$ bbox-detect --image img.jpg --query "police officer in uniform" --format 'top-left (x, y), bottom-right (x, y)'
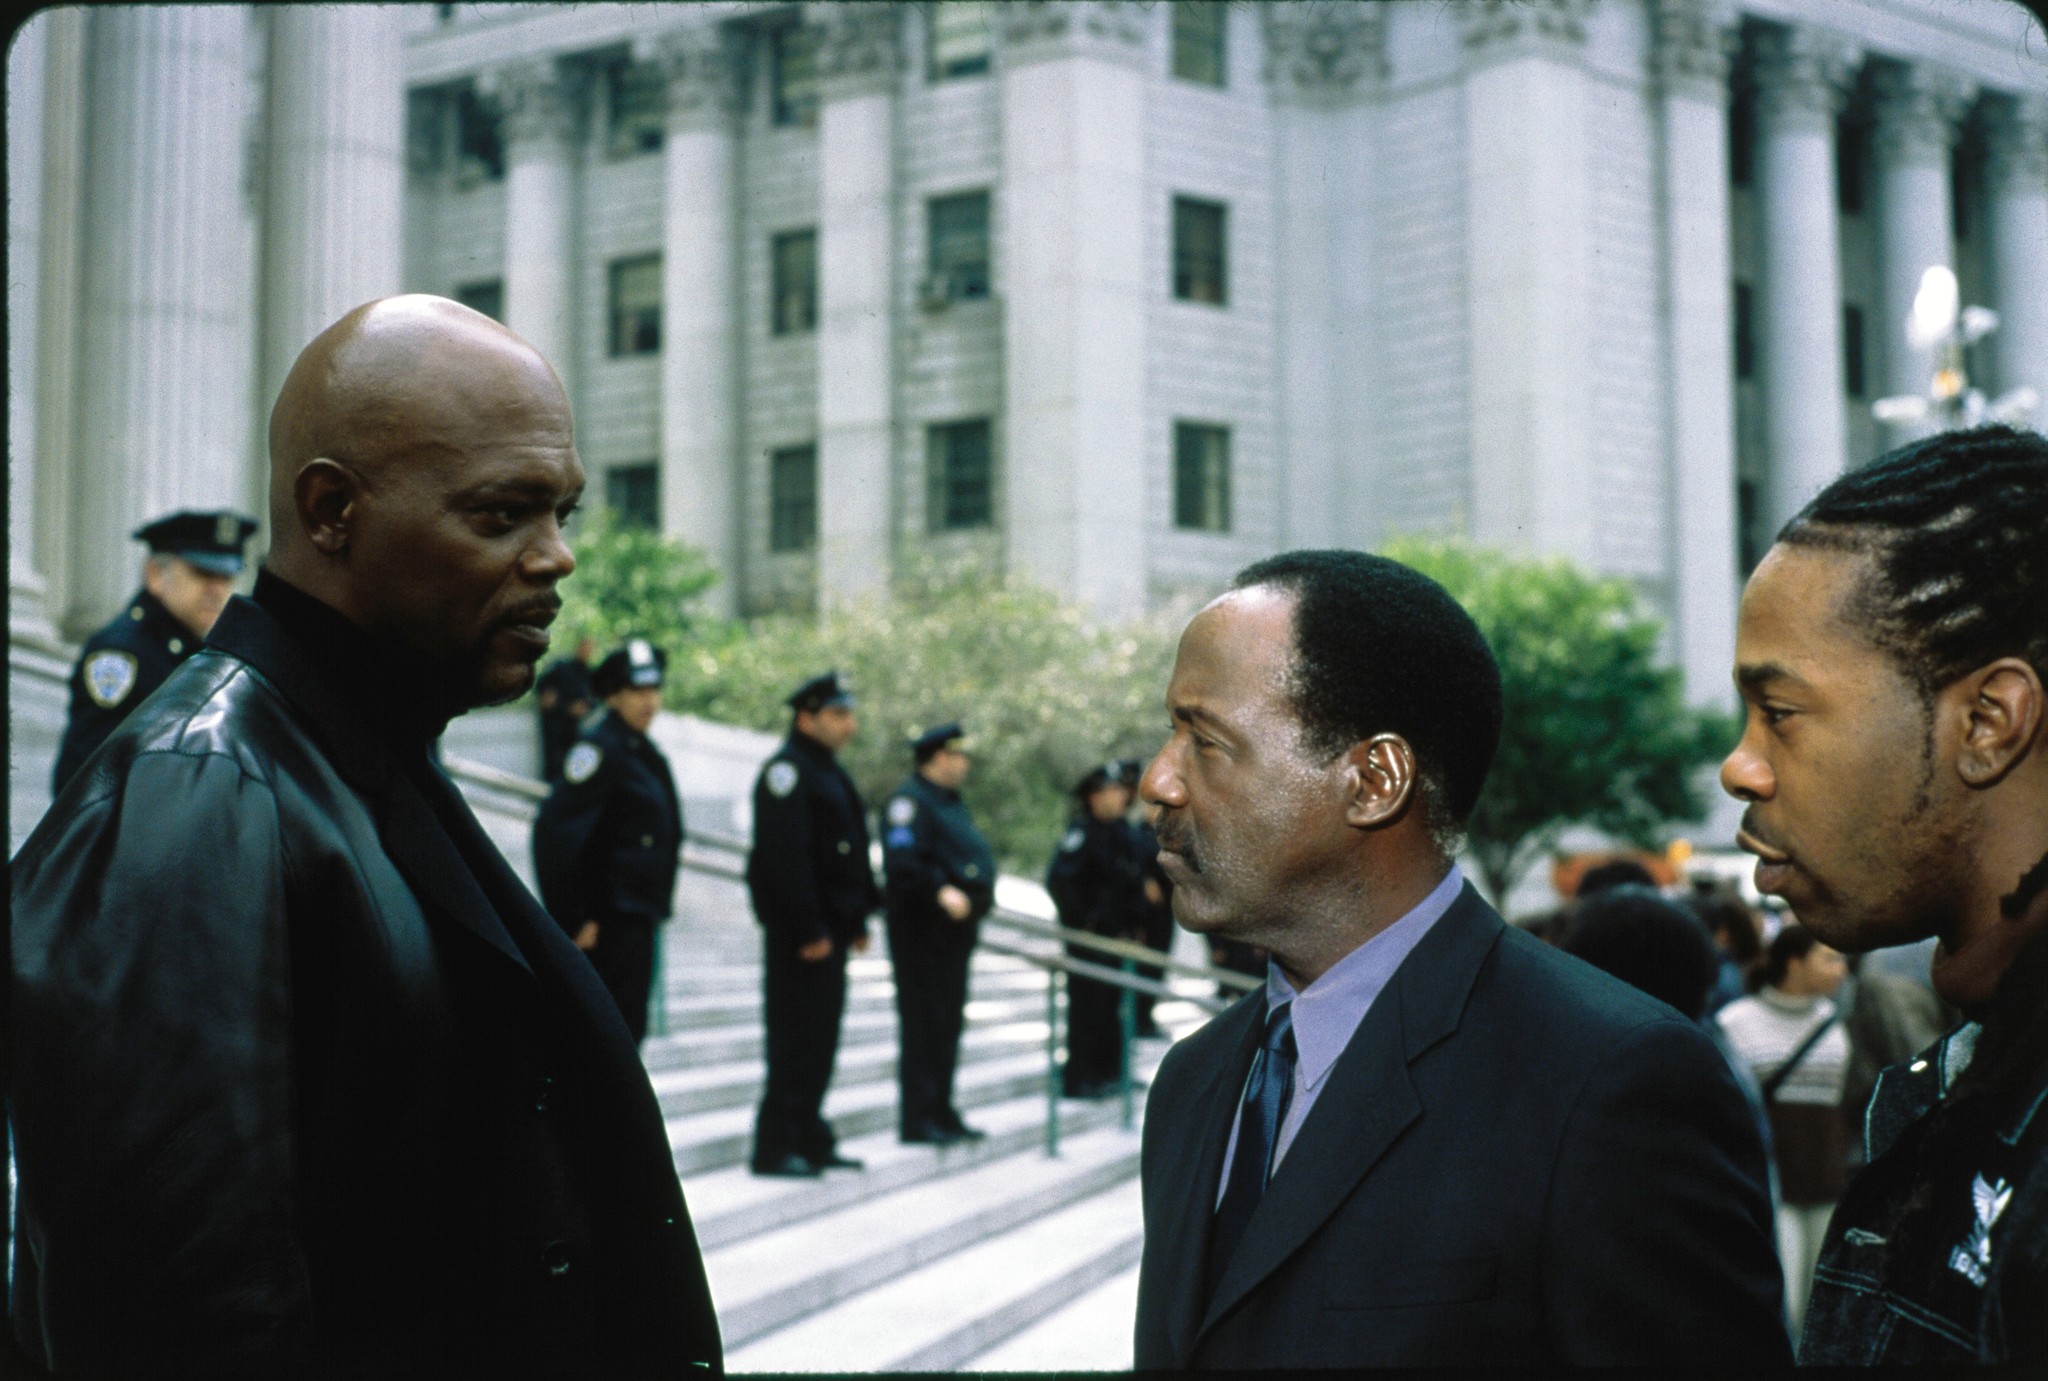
top-left (1046, 760), bottom-right (1147, 1099)
top-left (51, 509), bottom-right (258, 793)
top-left (882, 723), bottom-right (997, 1144)
top-left (532, 639), bottom-right (683, 1045)
top-left (746, 671), bottom-right (880, 1177)
top-left (534, 635), bottom-right (599, 783)
top-left (1123, 758), bottom-right (1175, 1038)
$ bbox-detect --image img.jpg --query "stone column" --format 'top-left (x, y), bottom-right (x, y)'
top-left (813, 4), bottom-right (900, 607)
top-left (1263, 2), bottom-right (1385, 549)
top-left (651, 25), bottom-right (744, 616)
top-left (1985, 94), bottom-right (2048, 417)
top-left (259, 8), bottom-right (405, 417)
top-left (483, 57), bottom-right (581, 392)
top-left (1459, 0), bottom-right (1598, 564)
top-left (1752, 24), bottom-right (1855, 530)
top-left (998, 1), bottom-right (1148, 619)
top-left (1654, 0), bottom-right (1740, 709)
top-left (72, 7), bottom-right (255, 626)
top-left (9, 14), bottom-right (52, 636)
top-left (30, 8), bottom-right (88, 634)
top-left (1872, 62), bottom-right (1974, 419)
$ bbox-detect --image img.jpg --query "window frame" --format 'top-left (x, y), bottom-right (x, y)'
top-left (606, 56), bottom-right (667, 157)
top-left (771, 22), bottom-right (820, 128)
top-left (609, 253), bottom-right (664, 358)
top-left (1172, 196), bottom-right (1229, 306)
top-left (453, 277), bottom-right (504, 323)
top-left (770, 228), bottom-right (819, 336)
top-left (927, 1), bottom-right (993, 81)
top-left (606, 461), bottom-right (661, 532)
top-left (1173, 421), bottom-right (1232, 533)
top-left (927, 190), bottom-right (992, 302)
top-left (1171, 1), bottom-right (1227, 87)
top-left (927, 418), bottom-right (995, 533)
top-left (768, 443), bottom-right (819, 554)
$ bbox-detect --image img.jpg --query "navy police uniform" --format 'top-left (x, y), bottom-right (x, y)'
top-left (533, 641), bottom-right (682, 1044)
top-left (746, 672), bottom-right (881, 1176)
top-left (51, 510), bottom-right (256, 794)
top-left (882, 724), bottom-right (997, 1142)
top-left (535, 652), bottom-right (598, 784)
top-left (1046, 761), bottom-right (1149, 1098)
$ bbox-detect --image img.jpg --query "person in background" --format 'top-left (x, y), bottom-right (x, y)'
top-left (1687, 880), bottom-right (1767, 1016)
top-left (533, 639), bottom-right (683, 1045)
top-left (51, 509), bottom-right (259, 794)
top-left (1047, 760), bottom-right (1148, 1099)
top-left (535, 634), bottom-right (598, 783)
top-left (883, 723), bottom-right (997, 1143)
top-left (1122, 759), bottom-right (1176, 1039)
top-left (1714, 923), bottom-right (1852, 1340)
top-left (1573, 857), bottom-right (1658, 898)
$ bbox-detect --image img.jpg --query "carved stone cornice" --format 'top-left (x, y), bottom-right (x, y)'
top-left (1652, 0), bottom-right (1737, 102)
top-left (1263, 1), bottom-right (1386, 105)
top-left (996, 0), bottom-right (1147, 72)
top-left (1750, 24), bottom-right (1858, 136)
top-left (1457, 0), bottom-right (1592, 65)
top-left (641, 25), bottom-right (743, 131)
top-left (1984, 92), bottom-right (2048, 188)
top-left (807, 1), bottom-right (901, 100)
top-left (1871, 61), bottom-right (1976, 168)
top-left (477, 57), bottom-right (580, 149)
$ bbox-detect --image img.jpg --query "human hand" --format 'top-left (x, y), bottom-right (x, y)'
top-left (1144, 879), bottom-right (1163, 906)
top-left (850, 932), bottom-right (872, 954)
top-left (798, 937), bottom-right (834, 962)
top-left (937, 885), bottom-right (971, 921)
top-left (575, 921), bottom-right (600, 950)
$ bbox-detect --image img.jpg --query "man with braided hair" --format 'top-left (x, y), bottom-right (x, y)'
top-left (1722, 423), bottom-right (2048, 1364)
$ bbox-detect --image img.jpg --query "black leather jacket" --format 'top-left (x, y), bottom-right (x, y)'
top-left (8, 578), bottom-right (720, 1378)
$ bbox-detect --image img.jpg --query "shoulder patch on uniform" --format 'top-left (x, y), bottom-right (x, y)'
top-left (1060, 826), bottom-right (1085, 853)
top-left (887, 796), bottom-right (916, 826)
top-left (84, 650), bottom-right (140, 709)
top-left (563, 743), bottom-right (603, 784)
top-left (766, 760), bottom-right (799, 797)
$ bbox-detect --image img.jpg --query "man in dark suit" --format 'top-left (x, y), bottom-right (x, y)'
top-left (1131, 549), bottom-right (1789, 1368)
top-left (746, 671), bottom-right (882, 1177)
top-left (9, 296), bottom-right (720, 1377)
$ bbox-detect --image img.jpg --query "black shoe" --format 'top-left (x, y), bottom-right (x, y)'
top-left (750, 1152), bottom-right (823, 1178)
top-left (901, 1122), bottom-right (966, 1146)
top-left (943, 1118), bottom-right (987, 1141)
top-left (815, 1151), bottom-right (865, 1170)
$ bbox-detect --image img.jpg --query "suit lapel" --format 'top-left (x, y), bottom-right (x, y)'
top-left (379, 770), bottom-right (534, 976)
top-left (1194, 885), bottom-right (1505, 1343)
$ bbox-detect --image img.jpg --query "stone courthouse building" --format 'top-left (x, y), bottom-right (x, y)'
top-left (9, 0), bottom-right (2048, 716)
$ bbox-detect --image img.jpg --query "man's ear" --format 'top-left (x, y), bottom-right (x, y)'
top-left (296, 458), bottom-right (357, 555)
top-left (1953, 658), bottom-right (2045, 789)
top-left (1343, 733), bottom-right (1417, 829)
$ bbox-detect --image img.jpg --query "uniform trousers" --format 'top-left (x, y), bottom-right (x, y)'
top-left (1063, 954), bottom-right (1125, 1094)
top-left (888, 918), bottom-right (973, 1134)
top-left (754, 942), bottom-right (849, 1164)
top-left (586, 916), bottom-right (658, 1045)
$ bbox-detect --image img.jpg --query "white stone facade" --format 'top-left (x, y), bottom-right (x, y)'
top-left (9, 1), bottom-right (2047, 709)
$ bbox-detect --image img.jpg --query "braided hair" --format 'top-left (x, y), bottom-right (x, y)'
top-left (1776, 424), bottom-right (2048, 697)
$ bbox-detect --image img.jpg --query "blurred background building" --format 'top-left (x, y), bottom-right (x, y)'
top-left (10, 0), bottom-right (2048, 711)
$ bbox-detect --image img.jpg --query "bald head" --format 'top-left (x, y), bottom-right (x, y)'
top-left (265, 295), bottom-right (585, 711)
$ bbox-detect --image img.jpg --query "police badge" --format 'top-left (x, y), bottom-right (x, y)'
top-left (563, 743), bottom-right (603, 784)
top-left (765, 761), bottom-right (799, 797)
top-left (1060, 827), bottom-right (1085, 853)
top-left (1950, 1173), bottom-right (2012, 1287)
top-left (84, 650), bottom-right (140, 709)
top-left (887, 797), bottom-right (916, 826)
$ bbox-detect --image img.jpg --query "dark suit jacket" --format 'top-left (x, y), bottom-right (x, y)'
top-left (10, 588), bottom-right (720, 1378)
top-left (1134, 883), bottom-right (1790, 1368)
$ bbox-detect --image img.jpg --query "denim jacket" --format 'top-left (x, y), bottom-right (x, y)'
top-left (1800, 1022), bottom-right (2048, 1363)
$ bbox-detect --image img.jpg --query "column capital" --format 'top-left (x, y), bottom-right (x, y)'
top-left (1262, 1), bottom-right (1387, 105)
top-left (807, 1), bottom-right (901, 100)
top-left (1651, 0), bottom-right (1738, 102)
top-left (642, 26), bottom-right (742, 132)
top-left (1457, 0), bottom-right (1592, 64)
top-left (1984, 91), bottom-right (2048, 188)
top-left (1871, 61), bottom-right (1976, 168)
top-left (996, 1), bottom-right (1147, 71)
top-left (1751, 24), bottom-right (1858, 136)
top-left (477, 56), bottom-right (580, 149)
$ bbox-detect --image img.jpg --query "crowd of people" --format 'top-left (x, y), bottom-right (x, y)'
top-left (9, 295), bottom-right (2045, 1374)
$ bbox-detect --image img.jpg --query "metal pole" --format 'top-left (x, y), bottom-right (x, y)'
top-left (1118, 957), bottom-right (1136, 1131)
top-left (1045, 965), bottom-right (1062, 1158)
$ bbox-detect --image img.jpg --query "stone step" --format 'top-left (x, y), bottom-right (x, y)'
top-left (723, 1176), bottom-right (1145, 1373)
top-left (963, 1260), bottom-right (1141, 1371)
top-left (706, 1121), bottom-right (1143, 1350)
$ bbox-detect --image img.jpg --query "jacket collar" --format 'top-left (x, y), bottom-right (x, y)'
top-left (1172, 882), bottom-right (1504, 1360)
top-left (132, 587), bottom-right (197, 651)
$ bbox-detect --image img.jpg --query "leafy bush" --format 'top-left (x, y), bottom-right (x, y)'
top-left (554, 507), bottom-right (734, 659)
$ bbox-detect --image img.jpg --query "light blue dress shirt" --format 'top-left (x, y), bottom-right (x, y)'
top-left (1214, 866), bottom-right (1467, 1206)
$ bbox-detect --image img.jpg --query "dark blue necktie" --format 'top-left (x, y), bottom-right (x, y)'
top-left (1205, 1000), bottom-right (1296, 1300)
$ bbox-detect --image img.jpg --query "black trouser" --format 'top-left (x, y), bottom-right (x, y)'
top-left (1064, 948), bottom-right (1125, 1093)
top-left (587, 915), bottom-right (659, 1044)
top-left (888, 914), bottom-right (975, 1133)
top-left (753, 936), bottom-right (849, 1164)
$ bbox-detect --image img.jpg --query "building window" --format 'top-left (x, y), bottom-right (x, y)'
top-left (1952, 145), bottom-right (1975, 243)
top-left (1738, 476), bottom-right (1762, 574)
top-left (1733, 280), bottom-right (1755, 380)
top-left (454, 84), bottom-right (503, 182)
top-left (769, 444), bottom-right (818, 553)
top-left (609, 255), bottom-right (662, 356)
top-left (1173, 197), bottom-right (1228, 305)
top-left (607, 58), bottom-right (666, 155)
top-left (1728, 94), bottom-right (1753, 188)
top-left (607, 462), bottom-right (659, 531)
top-left (1172, 1), bottom-right (1227, 86)
top-left (771, 229), bottom-right (818, 335)
top-left (771, 22), bottom-right (819, 127)
top-left (1173, 422), bottom-right (1231, 532)
top-left (1843, 303), bottom-right (1866, 398)
top-left (928, 191), bottom-right (991, 301)
top-left (454, 278), bottom-right (503, 322)
top-left (928, 420), bottom-right (993, 531)
top-left (1835, 115), bottom-right (1867, 216)
top-left (928, 1), bottom-right (992, 80)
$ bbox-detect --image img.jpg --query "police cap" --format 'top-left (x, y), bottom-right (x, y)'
top-left (132, 510), bottom-right (259, 575)
top-left (787, 670), bottom-right (855, 714)
top-left (594, 638), bottom-right (666, 696)
top-left (1075, 758), bottom-right (1130, 798)
top-left (911, 722), bottom-right (968, 762)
